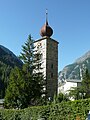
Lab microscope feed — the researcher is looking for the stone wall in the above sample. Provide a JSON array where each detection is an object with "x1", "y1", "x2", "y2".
[{"x1": 34, "y1": 37, "x2": 58, "y2": 99}]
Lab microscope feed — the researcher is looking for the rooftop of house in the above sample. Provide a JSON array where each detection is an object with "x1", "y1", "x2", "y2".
[{"x1": 65, "y1": 79, "x2": 82, "y2": 83}]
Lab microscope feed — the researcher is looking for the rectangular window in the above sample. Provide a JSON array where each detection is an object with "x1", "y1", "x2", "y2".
[
  {"x1": 51, "y1": 73, "x2": 53, "y2": 78},
  {"x1": 51, "y1": 64, "x2": 53, "y2": 69}
]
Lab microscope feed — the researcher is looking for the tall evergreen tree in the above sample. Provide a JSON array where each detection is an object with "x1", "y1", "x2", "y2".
[
  {"x1": 20, "y1": 35, "x2": 45, "y2": 105},
  {"x1": 20, "y1": 35, "x2": 34, "y2": 73},
  {"x1": 5, "y1": 35, "x2": 45, "y2": 108},
  {"x1": 81, "y1": 69, "x2": 90, "y2": 98},
  {"x1": 4, "y1": 67, "x2": 27, "y2": 109},
  {"x1": 0, "y1": 62, "x2": 12, "y2": 99}
]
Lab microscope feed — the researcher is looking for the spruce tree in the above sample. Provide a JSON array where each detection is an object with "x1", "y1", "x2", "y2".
[
  {"x1": 4, "y1": 67, "x2": 27, "y2": 109},
  {"x1": 19, "y1": 35, "x2": 45, "y2": 105},
  {"x1": 5, "y1": 35, "x2": 45, "y2": 108},
  {"x1": 81, "y1": 69, "x2": 90, "y2": 98}
]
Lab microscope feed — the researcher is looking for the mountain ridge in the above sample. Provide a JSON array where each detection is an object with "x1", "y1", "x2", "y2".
[
  {"x1": 59, "y1": 50, "x2": 90, "y2": 82},
  {"x1": 0, "y1": 45, "x2": 23, "y2": 98},
  {"x1": 0, "y1": 45, "x2": 22, "y2": 67},
  {"x1": 75, "y1": 50, "x2": 90, "y2": 63}
]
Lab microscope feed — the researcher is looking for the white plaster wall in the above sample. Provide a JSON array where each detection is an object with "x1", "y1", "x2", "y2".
[
  {"x1": 34, "y1": 39, "x2": 47, "y2": 77},
  {"x1": 64, "y1": 82, "x2": 77, "y2": 93},
  {"x1": 58, "y1": 82, "x2": 77, "y2": 94}
]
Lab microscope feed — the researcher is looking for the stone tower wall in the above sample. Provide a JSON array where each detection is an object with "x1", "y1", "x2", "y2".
[
  {"x1": 46, "y1": 38, "x2": 58, "y2": 99},
  {"x1": 34, "y1": 37, "x2": 58, "y2": 99}
]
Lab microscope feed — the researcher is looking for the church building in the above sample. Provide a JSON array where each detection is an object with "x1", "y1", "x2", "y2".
[{"x1": 34, "y1": 12, "x2": 59, "y2": 99}]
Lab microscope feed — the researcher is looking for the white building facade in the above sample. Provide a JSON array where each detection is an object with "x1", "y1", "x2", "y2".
[{"x1": 58, "y1": 79, "x2": 81, "y2": 94}]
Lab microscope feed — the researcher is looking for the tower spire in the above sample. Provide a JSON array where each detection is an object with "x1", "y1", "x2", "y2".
[
  {"x1": 46, "y1": 9, "x2": 48, "y2": 25},
  {"x1": 40, "y1": 10, "x2": 53, "y2": 37}
]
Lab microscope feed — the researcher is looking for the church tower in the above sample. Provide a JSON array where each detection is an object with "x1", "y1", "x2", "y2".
[{"x1": 34, "y1": 11, "x2": 58, "y2": 99}]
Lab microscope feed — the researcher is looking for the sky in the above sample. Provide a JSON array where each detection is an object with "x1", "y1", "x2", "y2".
[{"x1": 0, "y1": 0, "x2": 90, "y2": 71}]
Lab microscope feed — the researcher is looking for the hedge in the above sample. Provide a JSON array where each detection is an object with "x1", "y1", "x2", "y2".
[{"x1": 0, "y1": 98, "x2": 90, "y2": 120}]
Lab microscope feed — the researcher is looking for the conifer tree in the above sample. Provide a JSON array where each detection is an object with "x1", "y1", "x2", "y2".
[
  {"x1": 4, "y1": 67, "x2": 27, "y2": 109},
  {"x1": 81, "y1": 69, "x2": 90, "y2": 98},
  {"x1": 4, "y1": 35, "x2": 45, "y2": 108},
  {"x1": 0, "y1": 62, "x2": 12, "y2": 99},
  {"x1": 19, "y1": 35, "x2": 45, "y2": 105}
]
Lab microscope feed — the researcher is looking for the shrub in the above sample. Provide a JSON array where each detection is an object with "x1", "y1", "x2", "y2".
[{"x1": 0, "y1": 98, "x2": 90, "y2": 119}]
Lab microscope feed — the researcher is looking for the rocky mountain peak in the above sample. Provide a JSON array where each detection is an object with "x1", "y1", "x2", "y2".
[
  {"x1": 75, "y1": 51, "x2": 90, "y2": 63},
  {"x1": 59, "y1": 50, "x2": 90, "y2": 83}
]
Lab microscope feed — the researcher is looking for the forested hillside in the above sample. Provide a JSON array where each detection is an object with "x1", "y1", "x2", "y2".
[{"x1": 0, "y1": 45, "x2": 22, "y2": 98}]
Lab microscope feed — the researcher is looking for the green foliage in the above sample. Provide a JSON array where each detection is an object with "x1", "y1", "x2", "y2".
[
  {"x1": 1, "y1": 98, "x2": 90, "y2": 119},
  {"x1": 68, "y1": 87, "x2": 83, "y2": 100},
  {"x1": 0, "y1": 62, "x2": 12, "y2": 99},
  {"x1": 82, "y1": 69, "x2": 90, "y2": 98},
  {"x1": 19, "y1": 35, "x2": 35, "y2": 73},
  {"x1": 4, "y1": 35, "x2": 45, "y2": 109},
  {"x1": 4, "y1": 67, "x2": 27, "y2": 109},
  {"x1": 69, "y1": 69, "x2": 90, "y2": 100},
  {"x1": 0, "y1": 46, "x2": 22, "y2": 99},
  {"x1": 19, "y1": 35, "x2": 45, "y2": 106},
  {"x1": 53, "y1": 92, "x2": 69, "y2": 103}
]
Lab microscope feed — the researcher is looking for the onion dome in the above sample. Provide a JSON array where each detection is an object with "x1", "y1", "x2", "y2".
[{"x1": 40, "y1": 10, "x2": 53, "y2": 37}]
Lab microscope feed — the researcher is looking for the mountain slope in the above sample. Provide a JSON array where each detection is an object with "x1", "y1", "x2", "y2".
[
  {"x1": 0, "y1": 45, "x2": 22, "y2": 67},
  {"x1": 59, "y1": 51, "x2": 90, "y2": 82},
  {"x1": 0, "y1": 45, "x2": 23, "y2": 98}
]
